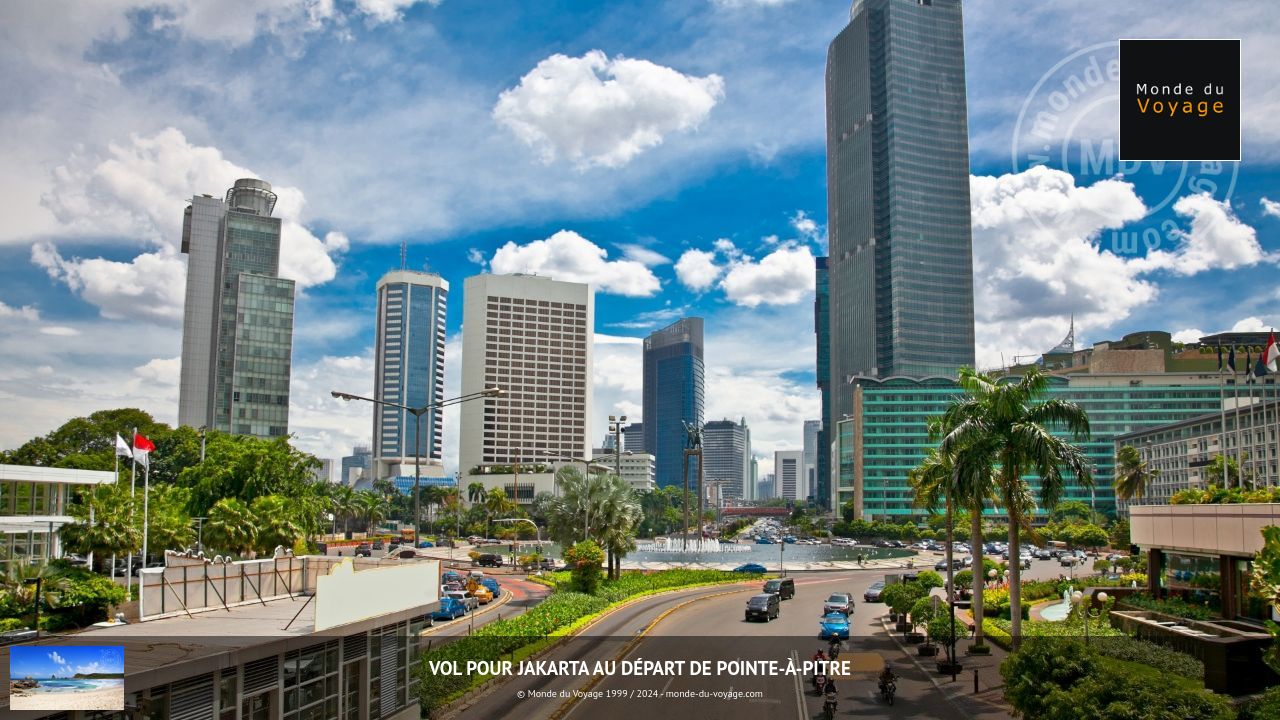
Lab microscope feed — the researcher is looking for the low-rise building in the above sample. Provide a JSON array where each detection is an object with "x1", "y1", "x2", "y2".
[
  {"x1": 0, "y1": 463, "x2": 115, "y2": 569},
  {"x1": 590, "y1": 452, "x2": 656, "y2": 493}
]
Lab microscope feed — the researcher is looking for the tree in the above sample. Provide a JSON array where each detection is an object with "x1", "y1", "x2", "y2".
[
  {"x1": 563, "y1": 540, "x2": 605, "y2": 594},
  {"x1": 59, "y1": 483, "x2": 140, "y2": 570},
  {"x1": 1108, "y1": 518, "x2": 1130, "y2": 549},
  {"x1": 250, "y1": 495, "x2": 304, "y2": 554},
  {"x1": 143, "y1": 485, "x2": 195, "y2": 554},
  {"x1": 1113, "y1": 445, "x2": 1158, "y2": 502},
  {"x1": 1050, "y1": 499, "x2": 1093, "y2": 523},
  {"x1": 1250, "y1": 525, "x2": 1280, "y2": 675},
  {"x1": 595, "y1": 475, "x2": 641, "y2": 579},
  {"x1": 1206, "y1": 452, "x2": 1254, "y2": 488},
  {"x1": 329, "y1": 484, "x2": 357, "y2": 535},
  {"x1": 938, "y1": 368, "x2": 1093, "y2": 648},
  {"x1": 204, "y1": 498, "x2": 258, "y2": 557},
  {"x1": 1069, "y1": 523, "x2": 1109, "y2": 552},
  {"x1": 467, "y1": 482, "x2": 487, "y2": 506},
  {"x1": 355, "y1": 491, "x2": 389, "y2": 532}
]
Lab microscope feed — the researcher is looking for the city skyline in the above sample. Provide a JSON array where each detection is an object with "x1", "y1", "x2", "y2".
[{"x1": 2, "y1": 2, "x2": 1280, "y2": 480}]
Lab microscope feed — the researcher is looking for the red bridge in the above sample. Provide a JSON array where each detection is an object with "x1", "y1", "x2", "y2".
[{"x1": 719, "y1": 506, "x2": 790, "y2": 517}]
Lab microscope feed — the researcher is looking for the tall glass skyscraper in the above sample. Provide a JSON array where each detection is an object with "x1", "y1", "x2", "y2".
[
  {"x1": 643, "y1": 318, "x2": 705, "y2": 489},
  {"x1": 703, "y1": 418, "x2": 751, "y2": 501},
  {"x1": 373, "y1": 270, "x2": 448, "y2": 469},
  {"x1": 179, "y1": 179, "x2": 295, "y2": 439},
  {"x1": 815, "y1": 256, "x2": 832, "y2": 508},
  {"x1": 824, "y1": 0, "x2": 976, "y2": 425}
]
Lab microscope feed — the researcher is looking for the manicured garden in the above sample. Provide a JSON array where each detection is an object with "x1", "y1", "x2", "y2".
[
  {"x1": 0, "y1": 560, "x2": 126, "y2": 632},
  {"x1": 414, "y1": 542, "x2": 759, "y2": 714}
]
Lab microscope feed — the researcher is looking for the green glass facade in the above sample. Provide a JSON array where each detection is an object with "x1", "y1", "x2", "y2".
[
  {"x1": 843, "y1": 376, "x2": 1226, "y2": 521},
  {"x1": 227, "y1": 273, "x2": 295, "y2": 437},
  {"x1": 815, "y1": 256, "x2": 831, "y2": 508}
]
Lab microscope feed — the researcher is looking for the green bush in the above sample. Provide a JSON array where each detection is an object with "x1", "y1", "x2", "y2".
[
  {"x1": 563, "y1": 540, "x2": 605, "y2": 594},
  {"x1": 0, "y1": 617, "x2": 25, "y2": 632},
  {"x1": 1117, "y1": 592, "x2": 1215, "y2": 621},
  {"x1": 1001, "y1": 639, "x2": 1100, "y2": 718},
  {"x1": 1089, "y1": 637, "x2": 1204, "y2": 680},
  {"x1": 909, "y1": 596, "x2": 936, "y2": 630},
  {"x1": 914, "y1": 570, "x2": 944, "y2": 590},
  {"x1": 1238, "y1": 685, "x2": 1280, "y2": 720},
  {"x1": 1055, "y1": 669, "x2": 1234, "y2": 720},
  {"x1": 928, "y1": 612, "x2": 961, "y2": 645}
]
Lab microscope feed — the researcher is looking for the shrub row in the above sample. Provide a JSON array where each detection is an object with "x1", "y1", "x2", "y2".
[{"x1": 1117, "y1": 592, "x2": 1215, "y2": 621}]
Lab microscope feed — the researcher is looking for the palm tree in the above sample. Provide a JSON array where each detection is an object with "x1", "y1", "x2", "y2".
[
  {"x1": 204, "y1": 498, "x2": 258, "y2": 557},
  {"x1": 1114, "y1": 445, "x2": 1158, "y2": 502},
  {"x1": 595, "y1": 475, "x2": 641, "y2": 579},
  {"x1": 467, "y1": 481, "x2": 487, "y2": 506},
  {"x1": 908, "y1": 445, "x2": 965, "y2": 657},
  {"x1": 355, "y1": 491, "x2": 389, "y2": 532},
  {"x1": 60, "y1": 483, "x2": 140, "y2": 571},
  {"x1": 330, "y1": 485, "x2": 357, "y2": 535},
  {"x1": 938, "y1": 368, "x2": 1093, "y2": 648},
  {"x1": 250, "y1": 494, "x2": 304, "y2": 555},
  {"x1": 483, "y1": 488, "x2": 517, "y2": 538},
  {"x1": 546, "y1": 466, "x2": 592, "y2": 546}
]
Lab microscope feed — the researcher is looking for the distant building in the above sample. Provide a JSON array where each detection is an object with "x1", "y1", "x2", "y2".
[
  {"x1": 643, "y1": 318, "x2": 705, "y2": 489},
  {"x1": 311, "y1": 458, "x2": 334, "y2": 485},
  {"x1": 622, "y1": 422, "x2": 645, "y2": 453},
  {"x1": 458, "y1": 274, "x2": 593, "y2": 475},
  {"x1": 774, "y1": 450, "x2": 803, "y2": 501},
  {"x1": 178, "y1": 178, "x2": 295, "y2": 439},
  {"x1": 372, "y1": 270, "x2": 449, "y2": 481},
  {"x1": 814, "y1": 256, "x2": 831, "y2": 509},
  {"x1": 592, "y1": 452, "x2": 657, "y2": 493},
  {"x1": 341, "y1": 445, "x2": 372, "y2": 487},
  {"x1": 803, "y1": 420, "x2": 821, "y2": 501},
  {"x1": 758, "y1": 473, "x2": 775, "y2": 501},
  {"x1": 748, "y1": 457, "x2": 759, "y2": 502},
  {"x1": 0, "y1": 464, "x2": 115, "y2": 569},
  {"x1": 703, "y1": 418, "x2": 751, "y2": 501}
]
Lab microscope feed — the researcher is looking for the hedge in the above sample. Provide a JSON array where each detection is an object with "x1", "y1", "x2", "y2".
[{"x1": 1117, "y1": 592, "x2": 1215, "y2": 621}]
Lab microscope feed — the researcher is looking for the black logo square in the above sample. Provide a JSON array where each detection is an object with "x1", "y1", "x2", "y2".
[{"x1": 1119, "y1": 39, "x2": 1240, "y2": 161}]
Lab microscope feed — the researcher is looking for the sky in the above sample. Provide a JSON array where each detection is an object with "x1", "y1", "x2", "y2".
[
  {"x1": 1, "y1": 0, "x2": 1279, "y2": 478},
  {"x1": 9, "y1": 645, "x2": 124, "y2": 679}
]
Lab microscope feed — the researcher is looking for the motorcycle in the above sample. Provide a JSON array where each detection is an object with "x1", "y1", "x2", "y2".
[
  {"x1": 827, "y1": 640, "x2": 842, "y2": 660},
  {"x1": 822, "y1": 690, "x2": 838, "y2": 720},
  {"x1": 878, "y1": 675, "x2": 896, "y2": 706},
  {"x1": 812, "y1": 672, "x2": 827, "y2": 694}
]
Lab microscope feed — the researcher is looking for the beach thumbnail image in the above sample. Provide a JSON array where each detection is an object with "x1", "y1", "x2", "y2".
[{"x1": 9, "y1": 645, "x2": 124, "y2": 711}]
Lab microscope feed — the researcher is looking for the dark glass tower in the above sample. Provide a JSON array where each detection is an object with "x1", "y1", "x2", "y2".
[
  {"x1": 642, "y1": 318, "x2": 705, "y2": 489},
  {"x1": 815, "y1": 256, "x2": 831, "y2": 508},
  {"x1": 825, "y1": 0, "x2": 976, "y2": 429}
]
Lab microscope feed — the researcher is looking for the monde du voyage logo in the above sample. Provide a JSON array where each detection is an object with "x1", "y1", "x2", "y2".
[{"x1": 1120, "y1": 39, "x2": 1241, "y2": 162}]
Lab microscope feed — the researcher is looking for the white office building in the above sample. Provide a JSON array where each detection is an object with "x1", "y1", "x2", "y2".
[
  {"x1": 0, "y1": 464, "x2": 115, "y2": 569},
  {"x1": 774, "y1": 450, "x2": 803, "y2": 501},
  {"x1": 458, "y1": 274, "x2": 593, "y2": 477},
  {"x1": 592, "y1": 452, "x2": 657, "y2": 493}
]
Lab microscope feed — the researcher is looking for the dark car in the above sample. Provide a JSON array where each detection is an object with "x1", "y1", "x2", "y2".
[
  {"x1": 863, "y1": 581, "x2": 886, "y2": 602},
  {"x1": 733, "y1": 563, "x2": 768, "y2": 574},
  {"x1": 935, "y1": 558, "x2": 963, "y2": 571},
  {"x1": 475, "y1": 554, "x2": 504, "y2": 568},
  {"x1": 355, "y1": 543, "x2": 372, "y2": 557},
  {"x1": 432, "y1": 597, "x2": 466, "y2": 621},
  {"x1": 763, "y1": 577, "x2": 795, "y2": 600},
  {"x1": 823, "y1": 592, "x2": 854, "y2": 616},
  {"x1": 745, "y1": 593, "x2": 780, "y2": 622},
  {"x1": 538, "y1": 558, "x2": 558, "y2": 571}
]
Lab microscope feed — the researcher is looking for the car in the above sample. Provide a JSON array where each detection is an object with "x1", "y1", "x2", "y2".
[
  {"x1": 132, "y1": 561, "x2": 165, "y2": 576},
  {"x1": 442, "y1": 570, "x2": 465, "y2": 583},
  {"x1": 475, "y1": 553, "x2": 504, "y2": 568},
  {"x1": 863, "y1": 581, "x2": 886, "y2": 602},
  {"x1": 444, "y1": 590, "x2": 479, "y2": 611},
  {"x1": 480, "y1": 577, "x2": 501, "y2": 595},
  {"x1": 874, "y1": 539, "x2": 893, "y2": 548},
  {"x1": 1060, "y1": 555, "x2": 1080, "y2": 567},
  {"x1": 538, "y1": 558, "x2": 558, "y2": 571},
  {"x1": 1035, "y1": 548, "x2": 1052, "y2": 560},
  {"x1": 63, "y1": 553, "x2": 90, "y2": 567},
  {"x1": 372, "y1": 540, "x2": 384, "y2": 551},
  {"x1": 745, "y1": 593, "x2": 780, "y2": 622},
  {"x1": 441, "y1": 582, "x2": 463, "y2": 593},
  {"x1": 819, "y1": 612, "x2": 851, "y2": 639},
  {"x1": 418, "y1": 540, "x2": 434, "y2": 548},
  {"x1": 823, "y1": 592, "x2": 854, "y2": 616},
  {"x1": 355, "y1": 543, "x2": 373, "y2": 557},
  {"x1": 470, "y1": 585, "x2": 494, "y2": 604},
  {"x1": 755, "y1": 536, "x2": 775, "y2": 544},
  {"x1": 935, "y1": 558, "x2": 964, "y2": 571},
  {"x1": 733, "y1": 563, "x2": 768, "y2": 574},
  {"x1": 763, "y1": 577, "x2": 795, "y2": 600},
  {"x1": 432, "y1": 597, "x2": 467, "y2": 621}
]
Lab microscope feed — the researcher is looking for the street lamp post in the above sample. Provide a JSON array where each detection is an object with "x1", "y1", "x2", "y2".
[
  {"x1": 608, "y1": 415, "x2": 627, "y2": 479},
  {"x1": 23, "y1": 577, "x2": 41, "y2": 639},
  {"x1": 1071, "y1": 590, "x2": 1108, "y2": 645},
  {"x1": 332, "y1": 386, "x2": 502, "y2": 549}
]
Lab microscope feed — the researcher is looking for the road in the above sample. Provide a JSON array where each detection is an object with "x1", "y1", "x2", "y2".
[{"x1": 440, "y1": 556, "x2": 1091, "y2": 720}]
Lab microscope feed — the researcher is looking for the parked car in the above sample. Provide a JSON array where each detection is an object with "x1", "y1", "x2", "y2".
[
  {"x1": 733, "y1": 563, "x2": 769, "y2": 574},
  {"x1": 935, "y1": 558, "x2": 964, "y2": 571},
  {"x1": 432, "y1": 597, "x2": 467, "y2": 621},
  {"x1": 63, "y1": 553, "x2": 89, "y2": 567},
  {"x1": 418, "y1": 540, "x2": 434, "y2": 548},
  {"x1": 863, "y1": 581, "x2": 886, "y2": 603},
  {"x1": 444, "y1": 590, "x2": 479, "y2": 611},
  {"x1": 1035, "y1": 548, "x2": 1053, "y2": 560},
  {"x1": 475, "y1": 553, "x2": 504, "y2": 568},
  {"x1": 538, "y1": 558, "x2": 558, "y2": 571},
  {"x1": 819, "y1": 612, "x2": 850, "y2": 639},
  {"x1": 823, "y1": 592, "x2": 854, "y2": 616},
  {"x1": 355, "y1": 543, "x2": 372, "y2": 557},
  {"x1": 745, "y1": 593, "x2": 780, "y2": 622},
  {"x1": 763, "y1": 577, "x2": 795, "y2": 600},
  {"x1": 1060, "y1": 555, "x2": 1080, "y2": 567},
  {"x1": 132, "y1": 561, "x2": 165, "y2": 576}
]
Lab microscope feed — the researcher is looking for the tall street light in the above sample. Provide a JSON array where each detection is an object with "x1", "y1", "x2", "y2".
[
  {"x1": 607, "y1": 415, "x2": 627, "y2": 479},
  {"x1": 332, "y1": 386, "x2": 502, "y2": 549}
]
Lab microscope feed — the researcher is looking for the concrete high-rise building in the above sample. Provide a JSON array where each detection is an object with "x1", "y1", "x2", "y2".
[
  {"x1": 748, "y1": 456, "x2": 759, "y2": 502},
  {"x1": 803, "y1": 420, "x2": 821, "y2": 501},
  {"x1": 814, "y1": 256, "x2": 832, "y2": 508},
  {"x1": 178, "y1": 179, "x2": 295, "y2": 438},
  {"x1": 703, "y1": 418, "x2": 751, "y2": 501},
  {"x1": 372, "y1": 270, "x2": 448, "y2": 478},
  {"x1": 643, "y1": 318, "x2": 705, "y2": 489},
  {"x1": 774, "y1": 450, "x2": 803, "y2": 501},
  {"x1": 622, "y1": 422, "x2": 645, "y2": 453},
  {"x1": 458, "y1": 274, "x2": 593, "y2": 474},
  {"x1": 824, "y1": 0, "x2": 976, "y2": 442}
]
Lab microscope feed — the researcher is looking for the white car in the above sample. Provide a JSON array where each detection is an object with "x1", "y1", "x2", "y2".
[{"x1": 445, "y1": 590, "x2": 479, "y2": 611}]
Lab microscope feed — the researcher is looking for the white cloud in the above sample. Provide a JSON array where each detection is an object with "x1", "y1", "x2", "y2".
[
  {"x1": 49, "y1": 651, "x2": 65, "y2": 665},
  {"x1": 1231, "y1": 317, "x2": 1269, "y2": 333},
  {"x1": 0, "y1": 301, "x2": 39, "y2": 322},
  {"x1": 1172, "y1": 328, "x2": 1204, "y2": 344},
  {"x1": 1134, "y1": 195, "x2": 1263, "y2": 276},
  {"x1": 969, "y1": 166, "x2": 1153, "y2": 367},
  {"x1": 35, "y1": 128, "x2": 346, "y2": 322},
  {"x1": 711, "y1": 0, "x2": 796, "y2": 7},
  {"x1": 720, "y1": 244, "x2": 816, "y2": 307},
  {"x1": 288, "y1": 352, "x2": 376, "y2": 461},
  {"x1": 353, "y1": 0, "x2": 439, "y2": 25},
  {"x1": 39, "y1": 326, "x2": 80, "y2": 337},
  {"x1": 493, "y1": 50, "x2": 725, "y2": 169},
  {"x1": 607, "y1": 304, "x2": 691, "y2": 330},
  {"x1": 618, "y1": 243, "x2": 670, "y2": 267},
  {"x1": 134, "y1": 356, "x2": 180, "y2": 385},
  {"x1": 674, "y1": 249, "x2": 723, "y2": 292},
  {"x1": 466, "y1": 248, "x2": 487, "y2": 267},
  {"x1": 32, "y1": 243, "x2": 188, "y2": 326},
  {"x1": 1263, "y1": 198, "x2": 1280, "y2": 219},
  {"x1": 489, "y1": 230, "x2": 660, "y2": 297},
  {"x1": 790, "y1": 210, "x2": 822, "y2": 246}
]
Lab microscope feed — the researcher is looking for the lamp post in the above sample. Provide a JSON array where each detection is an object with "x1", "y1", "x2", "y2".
[
  {"x1": 1071, "y1": 590, "x2": 1108, "y2": 645},
  {"x1": 987, "y1": 568, "x2": 997, "y2": 588},
  {"x1": 607, "y1": 415, "x2": 627, "y2": 479},
  {"x1": 332, "y1": 387, "x2": 502, "y2": 549}
]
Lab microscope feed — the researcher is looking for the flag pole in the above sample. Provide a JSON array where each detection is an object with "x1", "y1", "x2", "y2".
[
  {"x1": 142, "y1": 460, "x2": 150, "y2": 577},
  {"x1": 127, "y1": 427, "x2": 137, "y2": 596},
  {"x1": 1232, "y1": 347, "x2": 1242, "y2": 490},
  {"x1": 1218, "y1": 344, "x2": 1227, "y2": 490}
]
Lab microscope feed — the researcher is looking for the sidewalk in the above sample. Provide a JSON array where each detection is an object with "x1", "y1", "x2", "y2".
[{"x1": 881, "y1": 605, "x2": 1013, "y2": 720}]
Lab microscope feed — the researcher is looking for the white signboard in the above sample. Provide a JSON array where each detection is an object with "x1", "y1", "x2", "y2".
[{"x1": 314, "y1": 558, "x2": 440, "y2": 631}]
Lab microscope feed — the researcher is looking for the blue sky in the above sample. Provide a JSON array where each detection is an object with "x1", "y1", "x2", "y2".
[
  {"x1": 1, "y1": 1, "x2": 1279, "y2": 475},
  {"x1": 10, "y1": 645, "x2": 124, "y2": 679}
]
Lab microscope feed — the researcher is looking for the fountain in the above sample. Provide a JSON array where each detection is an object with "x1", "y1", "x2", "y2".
[
  {"x1": 1040, "y1": 586, "x2": 1074, "y2": 622},
  {"x1": 635, "y1": 537, "x2": 751, "y2": 553}
]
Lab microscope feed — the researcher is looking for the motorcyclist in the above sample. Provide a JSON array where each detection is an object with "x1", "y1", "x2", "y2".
[
  {"x1": 827, "y1": 636, "x2": 843, "y2": 660},
  {"x1": 878, "y1": 663, "x2": 898, "y2": 693},
  {"x1": 822, "y1": 682, "x2": 839, "y2": 719}
]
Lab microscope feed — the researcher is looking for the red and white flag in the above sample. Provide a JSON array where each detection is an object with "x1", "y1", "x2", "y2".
[
  {"x1": 133, "y1": 433, "x2": 156, "y2": 468},
  {"x1": 1265, "y1": 330, "x2": 1280, "y2": 374}
]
